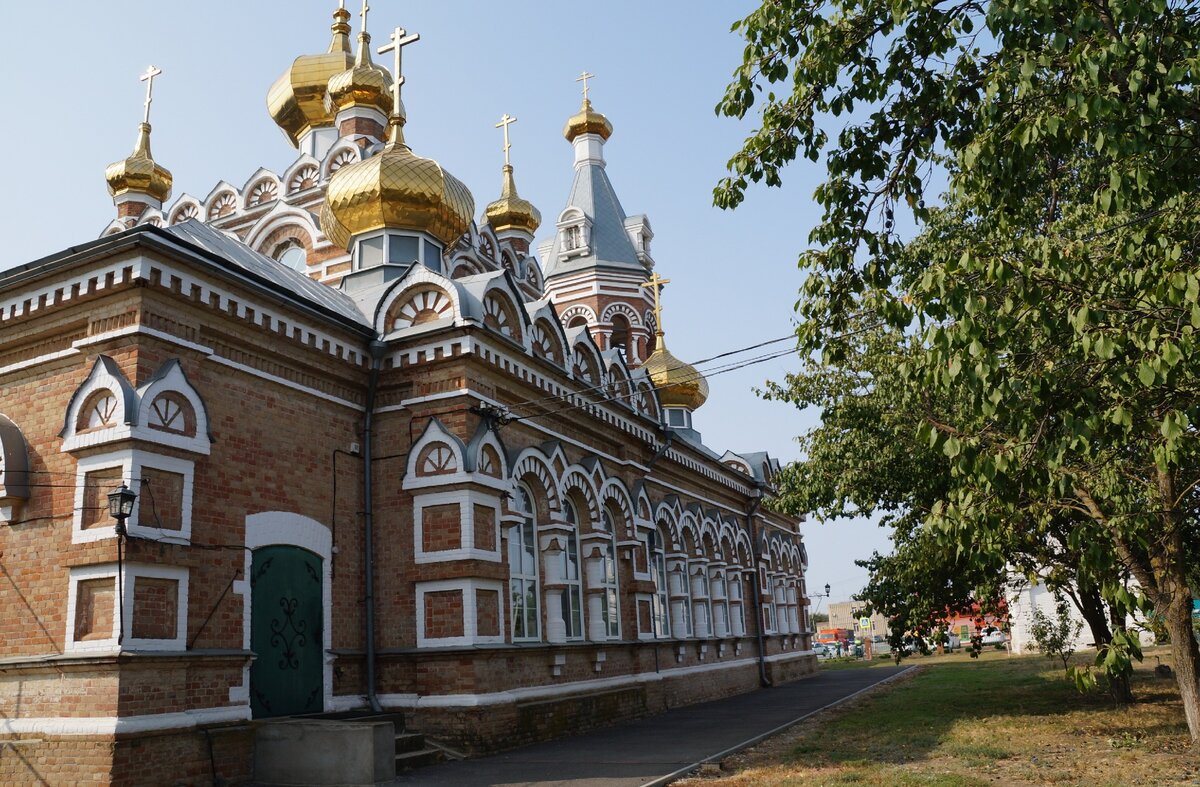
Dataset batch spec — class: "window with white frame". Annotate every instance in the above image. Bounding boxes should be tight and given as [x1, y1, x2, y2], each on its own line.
[508, 486, 541, 641]
[691, 563, 712, 638]
[560, 499, 585, 640]
[649, 529, 670, 638]
[711, 567, 730, 637]
[673, 560, 693, 638]
[598, 508, 621, 639]
[563, 225, 584, 251]
[729, 572, 746, 637]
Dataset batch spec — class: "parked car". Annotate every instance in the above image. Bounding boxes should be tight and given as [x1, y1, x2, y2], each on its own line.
[812, 642, 831, 659]
[979, 628, 1008, 646]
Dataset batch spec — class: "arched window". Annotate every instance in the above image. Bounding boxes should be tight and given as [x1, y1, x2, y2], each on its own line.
[509, 486, 540, 641]
[691, 562, 712, 638]
[710, 565, 730, 638]
[597, 508, 621, 639]
[648, 528, 670, 638]
[610, 314, 630, 358]
[273, 240, 308, 273]
[79, 390, 119, 432]
[560, 499, 585, 640]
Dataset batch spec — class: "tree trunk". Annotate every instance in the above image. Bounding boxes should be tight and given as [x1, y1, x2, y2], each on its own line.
[1074, 585, 1134, 703]
[1164, 595, 1200, 744]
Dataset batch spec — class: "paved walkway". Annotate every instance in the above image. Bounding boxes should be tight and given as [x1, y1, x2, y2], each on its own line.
[391, 665, 911, 787]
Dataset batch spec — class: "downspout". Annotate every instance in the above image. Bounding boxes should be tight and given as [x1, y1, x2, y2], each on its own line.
[747, 483, 771, 688]
[363, 340, 387, 713]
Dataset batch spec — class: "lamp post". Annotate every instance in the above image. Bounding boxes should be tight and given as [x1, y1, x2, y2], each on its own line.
[107, 485, 137, 644]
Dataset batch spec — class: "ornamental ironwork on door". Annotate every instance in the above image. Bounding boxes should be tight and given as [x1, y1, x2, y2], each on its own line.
[250, 545, 324, 718]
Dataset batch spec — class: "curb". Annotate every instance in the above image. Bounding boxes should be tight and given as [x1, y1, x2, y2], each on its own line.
[637, 665, 919, 787]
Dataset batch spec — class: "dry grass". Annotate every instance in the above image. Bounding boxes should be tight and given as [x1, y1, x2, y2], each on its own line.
[678, 646, 1198, 787]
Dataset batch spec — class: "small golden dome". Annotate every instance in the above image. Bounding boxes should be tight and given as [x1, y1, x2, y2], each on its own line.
[266, 7, 355, 147]
[642, 338, 709, 411]
[105, 123, 172, 204]
[321, 129, 475, 249]
[485, 165, 541, 235]
[326, 31, 393, 119]
[564, 98, 613, 143]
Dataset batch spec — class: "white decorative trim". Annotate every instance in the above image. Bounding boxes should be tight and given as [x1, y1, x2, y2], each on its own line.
[0, 705, 250, 736]
[124, 563, 190, 650]
[134, 362, 212, 456]
[415, 578, 506, 648]
[413, 490, 502, 563]
[71, 450, 195, 545]
[239, 512, 334, 712]
[65, 564, 121, 653]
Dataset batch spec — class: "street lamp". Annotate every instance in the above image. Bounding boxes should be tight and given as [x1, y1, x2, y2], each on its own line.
[106, 484, 136, 645]
[107, 484, 136, 536]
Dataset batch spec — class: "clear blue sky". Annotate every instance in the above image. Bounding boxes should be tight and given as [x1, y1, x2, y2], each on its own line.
[1, 0, 890, 603]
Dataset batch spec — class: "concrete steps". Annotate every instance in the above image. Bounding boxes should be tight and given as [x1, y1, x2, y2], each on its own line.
[393, 731, 445, 771]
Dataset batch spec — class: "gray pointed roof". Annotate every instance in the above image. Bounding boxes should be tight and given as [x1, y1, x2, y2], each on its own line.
[542, 163, 645, 279]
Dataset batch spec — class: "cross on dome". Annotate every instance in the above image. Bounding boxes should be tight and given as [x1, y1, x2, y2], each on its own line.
[359, 0, 369, 32]
[576, 71, 594, 104]
[378, 25, 420, 125]
[495, 114, 517, 166]
[140, 65, 162, 125]
[641, 271, 670, 337]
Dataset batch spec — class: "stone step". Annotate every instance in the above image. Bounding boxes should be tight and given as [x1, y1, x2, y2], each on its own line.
[394, 732, 427, 754]
[395, 748, 444, 771]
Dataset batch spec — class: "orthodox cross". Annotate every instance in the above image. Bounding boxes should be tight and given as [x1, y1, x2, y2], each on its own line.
[139, 65, 162, 125]
[359, 0, 370, 32]
[641, 271, 671, 335]
[378, 25, 420, 110]
[576, 71, 594, 103]
[495, 114, 517, 166]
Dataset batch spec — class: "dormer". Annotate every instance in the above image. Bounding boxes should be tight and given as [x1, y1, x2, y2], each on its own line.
[556, 207, 592, 261]
[624, 215, 653, 268]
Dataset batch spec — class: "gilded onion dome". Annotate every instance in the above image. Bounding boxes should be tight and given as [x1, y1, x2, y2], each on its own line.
[641, 338, 709, 411]
[325, 30, 393, 119]
[105, 123, 172, 204]
[266, 7, 355, 147]
[564, 98, 613, 143]
[485, 165, 541, 235]
[321, 126, 475, 249]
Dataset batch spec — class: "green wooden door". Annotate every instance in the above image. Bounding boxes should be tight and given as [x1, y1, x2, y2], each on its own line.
[250, 545, 324, 718]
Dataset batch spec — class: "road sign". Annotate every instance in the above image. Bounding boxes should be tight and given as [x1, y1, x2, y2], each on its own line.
[859, 616, 871, 630]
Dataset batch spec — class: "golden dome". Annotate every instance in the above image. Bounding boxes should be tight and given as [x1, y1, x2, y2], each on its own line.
[642, 338, 709, 411]
[105, 123, 172, 204]
[485, 165, 541, 235]
[321, 127, 475, 249]
[564, 98, 613, 143]
[325, 32, 393, 119]
[266, 7, 355, 147]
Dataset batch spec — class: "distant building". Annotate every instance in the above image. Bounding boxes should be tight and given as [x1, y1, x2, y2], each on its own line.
[828, 601, 890, 640]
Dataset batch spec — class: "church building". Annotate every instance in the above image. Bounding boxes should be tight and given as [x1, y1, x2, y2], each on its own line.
[0, 5, 813, 784]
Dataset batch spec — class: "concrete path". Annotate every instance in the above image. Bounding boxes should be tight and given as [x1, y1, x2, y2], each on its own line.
[391, 665, 911, 787]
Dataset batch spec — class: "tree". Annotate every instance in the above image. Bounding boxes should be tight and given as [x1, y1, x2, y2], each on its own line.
[1029, 595, 1085, 675]
[718, 0, 1200, 740]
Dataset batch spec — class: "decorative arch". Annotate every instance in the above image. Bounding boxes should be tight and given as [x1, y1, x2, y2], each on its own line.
[560, 304, 596, 328]
[529, 319, 565, 366]
[167, 197, 202, 226]
[481, 287, 523, 342]
[374, 266, 464, 335]
[509, 448, 560, 519]
[597, 478, 634, 537]
[448, 252, 487, 279]
[135, 359, 212, 455]
[559, 465, 600, 525]
[61, 356, 138, 451]
[404, 419, 467, 484]
[243, 203, 320, 253]
[283, 156, 321, 194]
[322, 145, 359, 179]
[206, 189, 239, 221]
[600, 302, 644, 328]
[0, 414, 31, 520]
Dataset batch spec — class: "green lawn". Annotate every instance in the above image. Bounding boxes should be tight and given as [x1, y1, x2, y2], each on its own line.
[681, 647, 1196, 786]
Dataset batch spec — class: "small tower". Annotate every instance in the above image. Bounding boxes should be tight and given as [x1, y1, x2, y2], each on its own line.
[321, 23, 474, 292]
[325, 0, 394, 149]
[541, 73, 656, 362]
[640, 272, 709, 437]
[483, 114, 541, 258]
[105, 66, 173, 226]
[266, 2, 355, 158]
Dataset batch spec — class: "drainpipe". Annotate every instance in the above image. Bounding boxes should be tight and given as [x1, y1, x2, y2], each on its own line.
[363, 340, 386, 713]
[746, 483, 771, 688]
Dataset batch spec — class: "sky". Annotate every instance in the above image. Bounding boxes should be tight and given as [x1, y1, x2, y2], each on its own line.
[0, 0, 890, 603]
